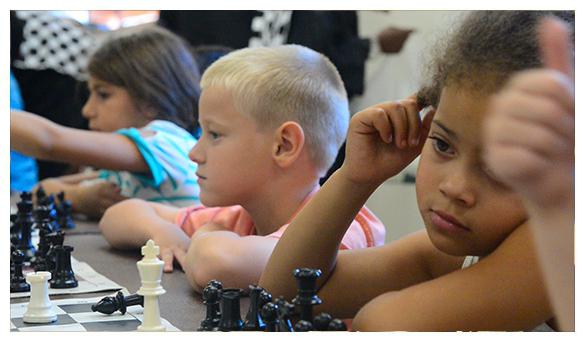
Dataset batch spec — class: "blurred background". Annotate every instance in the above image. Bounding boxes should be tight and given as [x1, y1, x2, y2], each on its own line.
[10, 10, 466, 242]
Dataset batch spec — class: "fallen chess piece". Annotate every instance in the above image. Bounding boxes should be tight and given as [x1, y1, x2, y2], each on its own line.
[23, 271, 57, 323]
[92, 291, 144, 315]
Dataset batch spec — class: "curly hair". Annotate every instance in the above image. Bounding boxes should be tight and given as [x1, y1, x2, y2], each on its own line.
[417, 11, 574, 108]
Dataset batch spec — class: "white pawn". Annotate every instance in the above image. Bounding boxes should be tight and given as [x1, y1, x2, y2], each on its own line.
[136, 239, 166, 331]
[23, 271, 57, 323]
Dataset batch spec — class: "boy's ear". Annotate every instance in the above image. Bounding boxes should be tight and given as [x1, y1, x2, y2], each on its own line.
[272, 121, 305, 168]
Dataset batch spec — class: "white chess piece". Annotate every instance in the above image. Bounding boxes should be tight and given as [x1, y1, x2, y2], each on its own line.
[23, 271, 57, 323]
[136, 239, 166, 331]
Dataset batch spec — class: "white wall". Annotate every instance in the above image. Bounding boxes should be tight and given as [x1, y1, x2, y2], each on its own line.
[356, 11, 465, 242]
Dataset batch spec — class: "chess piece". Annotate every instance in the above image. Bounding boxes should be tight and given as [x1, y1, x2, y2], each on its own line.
[136, 239, 166, 331]
[243, 285, 267, 331]
[198, 284, 221, 331]
[92, 291, 144, 315]
[313, 312, 333, 331]
[294, 320, 313, 331]
[292, 268, 322, 323]
[14, 192, 35, 260]
[56, 191, 75, 229]
[23, 271, 57, 323]
[50, 245, 78, 288]
[11, 249, 30, 293]
[260, 302, 279, 332]
[218, 288, 244, 331]
[328, 318, 347, 331]
[35, 185, 47, 206]
[275, 296, 295, 332]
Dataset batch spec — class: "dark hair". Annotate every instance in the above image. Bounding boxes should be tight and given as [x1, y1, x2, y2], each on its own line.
[417, 11, 575, 108]
[192, 45, 234, 74]
[87, 25, 201, 132]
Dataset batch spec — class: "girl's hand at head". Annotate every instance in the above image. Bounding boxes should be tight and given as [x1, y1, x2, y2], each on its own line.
[340, 97, 435, 187]
[72, 180, 128, 219]
[483, 17, 574, 210]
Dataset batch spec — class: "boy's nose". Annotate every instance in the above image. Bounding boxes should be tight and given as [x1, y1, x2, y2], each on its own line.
[439, 174, 476, 207]
[188, 142, 204, 164]
[81, 99, 94, 119]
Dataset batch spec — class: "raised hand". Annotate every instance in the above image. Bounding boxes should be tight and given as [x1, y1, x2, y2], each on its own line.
[483, 17, 574, 210]
[340, 96, 434, 187]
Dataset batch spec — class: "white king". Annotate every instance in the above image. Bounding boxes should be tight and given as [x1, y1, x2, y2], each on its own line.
[136, 239, 166, 331]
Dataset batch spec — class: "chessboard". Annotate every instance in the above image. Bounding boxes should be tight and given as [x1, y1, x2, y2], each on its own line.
[10, 295, 180, 332]
[11, 256, 123, 299]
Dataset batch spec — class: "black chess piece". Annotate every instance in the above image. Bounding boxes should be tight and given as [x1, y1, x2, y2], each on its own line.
[10, 213, 19, 245]
[50, 245, 78, 288]
[260, 302, 279, 332]
[218, 288, 244, 331]
[42, 194, 61, 232]
[91, 291, 144, 314]
[45, 231, 66, 272]
[294, 320, 313, 332]
[35, 186, 47, 205]
[328, 318, 347, 331]
[56, 191, 75, 229]
[275, 296, 295, 332]
[11, 249, 30, 293]
[243, 285, 267, 331]
[207, 279, 223, 291]
[198, 284, 222, 331]
[14, 193, 35, 260]
[31, 206, 57, 271]
[313, 312, 333, 331]
[292, 268, 322, 323]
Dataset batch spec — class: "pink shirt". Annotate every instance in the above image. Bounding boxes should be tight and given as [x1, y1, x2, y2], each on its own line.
[175, 187, 386, 250]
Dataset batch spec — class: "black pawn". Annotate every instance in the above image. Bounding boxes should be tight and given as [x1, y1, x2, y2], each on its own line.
[92, 291, 143, 314]
[218, 288, 244, 331]
[56, 191, 75, 229]
[11, 249, 30, 293]
[313, 312, 333, 331]
[328, 318, 347, 331]
[260, 302, 279, 332]
[243, 285, 266, 331]
[50, 245, 78, 288]
[294, 320, 313, 332]
[292, 268, 322, 323]
[198, 284, 221, 331]
[275, 296, 295, 332]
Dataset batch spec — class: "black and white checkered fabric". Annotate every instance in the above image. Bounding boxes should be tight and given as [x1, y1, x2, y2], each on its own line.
[13, 11, 96, 81]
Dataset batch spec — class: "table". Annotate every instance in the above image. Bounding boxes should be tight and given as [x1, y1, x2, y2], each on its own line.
[10, 195, 250, 331]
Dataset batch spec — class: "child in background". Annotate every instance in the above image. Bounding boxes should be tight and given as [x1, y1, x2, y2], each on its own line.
[260, 11, 573, 331]
[99, 45, 385, 291]
[483, 17, 575, 331]
[11, 26, 201, 219]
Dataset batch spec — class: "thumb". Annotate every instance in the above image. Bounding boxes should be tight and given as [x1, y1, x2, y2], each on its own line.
[539, 17, 573, 80]
[173, 248, 187, 271]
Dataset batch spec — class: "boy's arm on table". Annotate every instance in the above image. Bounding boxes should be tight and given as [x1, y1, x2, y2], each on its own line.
[11, 111, 149, 173]
[99, 199, 188, 272]
[176, 226, 278, 293]
[352, 223, 553, 331]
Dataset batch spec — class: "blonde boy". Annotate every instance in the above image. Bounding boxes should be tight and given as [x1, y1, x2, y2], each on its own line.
[99, 45, 385, 292]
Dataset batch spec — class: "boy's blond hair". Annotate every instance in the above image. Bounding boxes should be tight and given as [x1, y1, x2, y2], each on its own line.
[200, 45, 349, 175]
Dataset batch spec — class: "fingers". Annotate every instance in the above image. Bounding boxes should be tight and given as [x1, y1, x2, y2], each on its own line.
[161, 247, 174, 272]
[173, 248, 187, 271]
[539, 17, 573, 79]
[364, 100, 425, 149]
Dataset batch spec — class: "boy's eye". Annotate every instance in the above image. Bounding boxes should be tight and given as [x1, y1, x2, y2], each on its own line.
[208, 131, 220, 139]
[429, 136, 453, 155]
